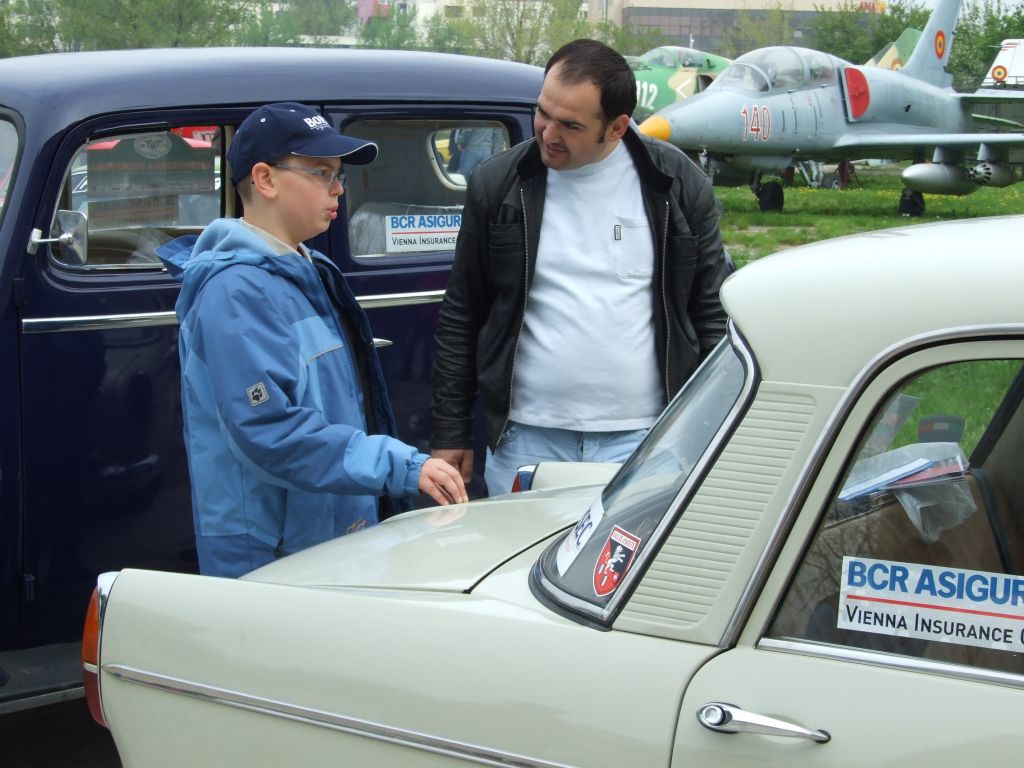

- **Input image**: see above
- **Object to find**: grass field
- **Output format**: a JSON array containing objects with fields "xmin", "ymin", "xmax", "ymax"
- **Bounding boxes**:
[{"xmin": 716, "ymin": 163, "xmax": 1024, "ymax": 267}]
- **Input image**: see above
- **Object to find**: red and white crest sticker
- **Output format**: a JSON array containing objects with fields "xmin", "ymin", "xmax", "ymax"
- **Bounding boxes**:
[{"xmin": 593, "ymin": 526, "xmax": 641, "ymax": 597}]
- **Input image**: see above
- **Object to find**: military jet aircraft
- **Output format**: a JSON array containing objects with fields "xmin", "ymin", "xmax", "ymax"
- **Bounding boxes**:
[
  {"xmin": 627, "ymin": 45, "xmax": 731, "ymax": 122},
  {"xmin": 638, "ymin": 0, "xmax": 1024, "ymax": 213}
]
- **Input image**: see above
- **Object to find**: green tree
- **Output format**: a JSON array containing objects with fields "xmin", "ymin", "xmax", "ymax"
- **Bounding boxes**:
[
  {"xmin": 423, "ymin": 14, "xmax": 478, "ymax": 55},
  {"xmin": 232, "ymin": 0, "xmax": 305, "ymax": 46},
  {"xmin": 948, "ymin": 0, "xmax": 1024, "ymax": 89},
  {"xmin": 286, "ymin": 0, "xmax": 357, "ymax": 42},
  {"xmin": 468, "ymin": 0, "xmax": 550, "ymax": 64},
  {"xmin": 359, "ymin": 4, "xmax": 422, "ymax": 50},
  {"xmin": 591, "ymin": 19, "xmax": 665, "ymax": 57},
  {"xmin": 806, "ymin": 2, "xmax": 874, "ymax": 63},
  {"xmin": 51, "ymin": 0, "xmax": 243, "ymax": 50},
  {"xmin": 719, "ymin": 1, "xmax": 799, "ymax": 59},
  {"xmin": 541, "ymin": 0, "xmax": 591, "ymax": 61}
]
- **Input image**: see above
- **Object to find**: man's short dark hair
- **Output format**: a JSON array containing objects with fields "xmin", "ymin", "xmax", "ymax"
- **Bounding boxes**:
[{"xmin": 545, "ymin": 39, "xmax": 637, "ymax": 121}]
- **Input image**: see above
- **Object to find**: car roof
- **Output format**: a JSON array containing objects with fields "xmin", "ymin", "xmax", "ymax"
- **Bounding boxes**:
[
  {"xmin": 0, "ymin": 47, "xmax": 542, "ymax": 134},
  {"xmin": 722, "ymin": 214, "xmax": 1024, "ymax": 387}
]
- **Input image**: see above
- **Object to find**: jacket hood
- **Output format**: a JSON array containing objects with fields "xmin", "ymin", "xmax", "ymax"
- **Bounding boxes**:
[{"xmin": 156, "ymin": 218, "xmax": 315, "ymax": 316}]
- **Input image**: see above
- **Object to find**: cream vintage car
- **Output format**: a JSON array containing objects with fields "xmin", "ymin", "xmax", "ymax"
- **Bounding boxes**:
[{"xmin": 83, "ymin": 216, "xmax": 1024, "ymax": 767}]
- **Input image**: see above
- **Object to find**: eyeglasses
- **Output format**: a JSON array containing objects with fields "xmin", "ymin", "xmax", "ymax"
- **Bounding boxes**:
[{"xmin": 269, "ymin": 163, "xmax": 346, "ymax": 189}]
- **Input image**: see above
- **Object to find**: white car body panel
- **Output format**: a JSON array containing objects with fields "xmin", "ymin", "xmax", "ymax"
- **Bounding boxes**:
[{"xmin": 91, "ymin": 215, "xmax": 1024, "ymax": 766}]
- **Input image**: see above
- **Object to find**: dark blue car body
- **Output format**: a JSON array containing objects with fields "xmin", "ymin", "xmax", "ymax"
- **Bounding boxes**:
[{"xmin": 0, "ymin": 47, "xmax": 542, "ymax": 711}]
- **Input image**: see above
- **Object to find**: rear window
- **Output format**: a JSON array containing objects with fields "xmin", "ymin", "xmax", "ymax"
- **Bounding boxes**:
[{"xmin": 342, "ymin": 118, "xmax": 508, "ymax": 261}]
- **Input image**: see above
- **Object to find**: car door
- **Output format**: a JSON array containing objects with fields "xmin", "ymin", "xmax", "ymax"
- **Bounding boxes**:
[
  {"xmin": 14, "ymin": 116, "xmax": 229, "ymax": 648},
  {"xmin": 672, "ymin": 339, "xmax": 1024, "ymax": 766}
]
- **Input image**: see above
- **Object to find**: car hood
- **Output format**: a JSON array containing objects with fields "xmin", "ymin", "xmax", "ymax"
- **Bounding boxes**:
[{"xmin": 242, "ymin": 484, "xmax": 602, "ymax": 592}]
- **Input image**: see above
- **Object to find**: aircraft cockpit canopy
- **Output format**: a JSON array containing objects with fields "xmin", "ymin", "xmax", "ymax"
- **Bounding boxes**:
[
  {"xmin": 712, "ymin": 47, "xmax": 836, "ymax": 94},
  {"xmin": 638, "ymin": 46, "xmax": 701, "ymax": 69}
]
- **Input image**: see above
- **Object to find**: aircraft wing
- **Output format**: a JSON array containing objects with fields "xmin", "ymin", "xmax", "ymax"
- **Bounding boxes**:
[
  {"xmin": 960, "ymin": 89, "xmax": 1024, "ymax": 104},
  {"xmin": 831, "ymin": 132, "xmax": 1024, "ymax": 155}
]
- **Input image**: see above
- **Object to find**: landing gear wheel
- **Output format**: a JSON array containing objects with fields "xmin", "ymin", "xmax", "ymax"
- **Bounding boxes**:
[
  {"xmin": 757, "ymin": 181, "xmax": 784, "ymax": 212},
  {"xmin": 898, "ymin": 188, "xmax": 925, "ymax": 217},
  {"xmin": 821, "ymin": 172, "xmax": 841, "ymax": 190}
]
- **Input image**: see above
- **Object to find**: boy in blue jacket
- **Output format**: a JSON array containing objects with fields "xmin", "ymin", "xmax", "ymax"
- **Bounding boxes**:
[{"xmin": 159, "ymin": 102, "xmax": 467, "ymax": 578}]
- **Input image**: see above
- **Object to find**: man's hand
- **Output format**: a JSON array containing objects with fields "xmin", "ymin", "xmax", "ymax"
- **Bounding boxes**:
[
  {"xmin": 419, "ymin": 457, "xmax": 469, "ymax": 506},
  {"xmin": 431, "ymin": 448, "xmax": 474, "ymax": 484}
]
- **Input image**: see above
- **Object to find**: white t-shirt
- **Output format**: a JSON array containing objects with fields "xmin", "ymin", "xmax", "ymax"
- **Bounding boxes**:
[{"xmin": 508, "ymin": 141, "xmax": 662, "ymax": 432}]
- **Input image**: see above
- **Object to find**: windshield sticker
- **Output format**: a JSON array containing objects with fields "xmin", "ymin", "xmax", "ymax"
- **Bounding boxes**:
[
  {"xmin": 593, "ymin": 526, "xmax": 641, "ymax": 597},
  {"xmin": 839, "ymin": 557, "xmax": 1024, "ymax": 653},
  {"xmin": 556, "ymin": 498, "xmax": 604, "ymax": 576}
]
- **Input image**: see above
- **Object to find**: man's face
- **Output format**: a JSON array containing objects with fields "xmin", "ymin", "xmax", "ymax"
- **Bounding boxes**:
[{"xmin": 533, "ymin": 62, "xmax": 619, "ymax": 171}]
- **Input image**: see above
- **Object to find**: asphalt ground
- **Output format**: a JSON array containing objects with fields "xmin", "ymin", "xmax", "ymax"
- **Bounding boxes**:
[{"xmin": 1, "ymin": 698, "xmax": 120, "ymax": 768}]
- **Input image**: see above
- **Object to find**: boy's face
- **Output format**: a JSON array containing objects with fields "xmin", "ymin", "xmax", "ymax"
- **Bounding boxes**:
[{"xmin": 265, "ymin": 155, "xmax": 345, "ymax": 246}]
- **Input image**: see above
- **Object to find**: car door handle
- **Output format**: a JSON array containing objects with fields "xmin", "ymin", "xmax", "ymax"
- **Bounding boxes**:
[
  {"xmin": 697, "ymin": 702, "xmax": 830, "ymax": 743},
  {"xmin": 373, "ymin": 338, "xmax": 393, "ymax": 349}
]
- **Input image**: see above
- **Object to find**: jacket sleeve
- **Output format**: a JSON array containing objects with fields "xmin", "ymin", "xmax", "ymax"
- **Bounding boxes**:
[
  {"xmin": 431, "ymin": 175, "xmax": 491, "ymax": 449},
  {"xmin": 193, "ymin": 268, "xmax": 426, "ymax": 497},
  {"xmin": 678, "ymin": 160, "xmax": 729, "ymax": 357}
]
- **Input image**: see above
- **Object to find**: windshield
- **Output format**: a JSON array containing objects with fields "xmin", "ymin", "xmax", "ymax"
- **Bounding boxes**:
[
  {"xmin": 712, "ymin": 47, "xmax": 834, "ymax": 94},
  {"xmin": 0, "ymin": 119, "xmax": 17, "ymax": 217},
  {"xmin": 534, "ymin": 339, "xmax": 749, "ymax": 619}
]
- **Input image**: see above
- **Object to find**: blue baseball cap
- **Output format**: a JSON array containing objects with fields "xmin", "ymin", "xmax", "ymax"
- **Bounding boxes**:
[{"xmin": 227, "ymin": 102, "xmax": 378, "ymax": 185}]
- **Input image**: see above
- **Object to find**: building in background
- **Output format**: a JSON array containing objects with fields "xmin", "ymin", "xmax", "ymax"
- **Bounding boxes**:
[{"xmin": 589, "ymin": 0, "xmax": 853, "ymax": 52}]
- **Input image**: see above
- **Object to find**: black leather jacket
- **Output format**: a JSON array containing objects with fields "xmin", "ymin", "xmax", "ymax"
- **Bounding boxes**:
[{"xmin": 431, "ymin": 129, "xmax": 728, "ymax": 451}]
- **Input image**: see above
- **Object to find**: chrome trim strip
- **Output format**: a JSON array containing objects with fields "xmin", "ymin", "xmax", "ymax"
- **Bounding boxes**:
[
  {"xmin": 103, "ymin": 664, "xmax": 575, "ymax": 768},
  {"xmin": 724, "ymin": 324, "xmax": 1024, "ymax": 647},
  {"xmin": 357, "ymin": 289, "xmax": 446, "ymax": 310},
  {"xmin": 21, "ymin": 290, "xmax": 446, "ymax": 334},
  {"xmin": 758, "ymin": 637, "xmax": 1024, "ymax": 689},
  {"xmin": 23, "ymin": 311, "xmax": 179, "ymax": 333},
  {"xmin": 535, "ymin": 323, "xmax": 759, "ymax": 624}
]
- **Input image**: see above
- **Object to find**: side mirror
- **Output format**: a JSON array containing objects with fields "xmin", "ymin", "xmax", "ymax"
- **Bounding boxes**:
[{"xmin": 28, "ymin": 209, "xmax": 88, "ymax": 265}]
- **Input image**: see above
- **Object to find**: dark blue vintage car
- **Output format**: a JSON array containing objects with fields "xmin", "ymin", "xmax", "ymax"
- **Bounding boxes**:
[{"xmin": 0, "ymin": 47, "xmax": 542, "ymax": 712}]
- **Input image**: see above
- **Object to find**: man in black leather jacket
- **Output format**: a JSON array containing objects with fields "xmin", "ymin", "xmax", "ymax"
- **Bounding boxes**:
[{"xmin": 431, "ymin": 39, "xmax": 728, "ymax": 495}]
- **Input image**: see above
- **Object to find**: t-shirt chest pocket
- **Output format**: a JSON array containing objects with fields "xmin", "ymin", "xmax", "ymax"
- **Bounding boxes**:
[{"xmin": 612, "ymin": 215, "xmax": 654, "ymax": 279}]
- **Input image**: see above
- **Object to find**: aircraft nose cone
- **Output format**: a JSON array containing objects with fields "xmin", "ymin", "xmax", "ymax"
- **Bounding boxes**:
[{"xmin": 638, "ymin": 115, "xmax": 671, "ymax": 142}]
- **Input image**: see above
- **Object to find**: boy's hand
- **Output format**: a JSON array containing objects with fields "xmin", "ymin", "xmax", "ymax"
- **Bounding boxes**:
[{"xmin": 419, "ymin": 457, "xmax": 469, "ymax": 506}]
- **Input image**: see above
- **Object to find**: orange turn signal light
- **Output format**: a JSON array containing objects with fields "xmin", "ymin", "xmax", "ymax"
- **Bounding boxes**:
[{"xmin": 82, "ymin": 583, "xmax": 108, "ymax": 728}]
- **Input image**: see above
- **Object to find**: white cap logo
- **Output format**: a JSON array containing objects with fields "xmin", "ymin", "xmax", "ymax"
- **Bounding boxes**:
[{"xmin": 304, "ymin": 115, "xmax": 330, "ymax": 131}]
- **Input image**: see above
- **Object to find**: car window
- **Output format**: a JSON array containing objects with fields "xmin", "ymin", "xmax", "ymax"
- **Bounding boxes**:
[
  {"xmin": 51, "ymin": 126, "xmax": 222, "ymax": 270},
  {"xmin": 534, "ymin": 339, "xmax": 749, "ymax": 618},
  {"xmin": 0, "ymin": 119, "xmax": 17, "ymax": 219},
  {"xmin": 769, "ymin": 358, "xmax": 1024, "ymax": 676},
  {"xmin": 342, "ymin": 118, "xmax": 508, "ymax": 261}
]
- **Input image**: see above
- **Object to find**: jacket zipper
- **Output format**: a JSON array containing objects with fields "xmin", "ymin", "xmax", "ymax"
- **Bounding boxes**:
[
  {"xmin": 660, "ymin": 200, "xmax": 671, "ymax": 403},
  {"xmin": 498, "ymin": 187, "xmax": 531, "ymax": 445}
]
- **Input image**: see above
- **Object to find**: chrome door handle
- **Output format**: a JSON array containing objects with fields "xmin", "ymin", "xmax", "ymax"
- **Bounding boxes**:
[
  {"xmin": 373, "ymin": 338, "xmax": 393, "ymax": 349},
  {"xmin": 697, "ymin": 702, "xmax": 830, "ymax": 743}
]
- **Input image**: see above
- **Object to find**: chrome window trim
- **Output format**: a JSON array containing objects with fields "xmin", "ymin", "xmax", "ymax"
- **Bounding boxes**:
[
  {"xmin": 21, "ymin": 290, "xmax": 446, "ymax": 333},
  {"xmin": 726, "ymin": 324, "xmax": 1024, "ymax": 648},
  {"xmin": 103, "ymin": 664, "xmax": 574, "ymax": 768},
  {"xmin": 534, "ymin": 322, "xmax": 759, "ymax": 624},
  {"xmin": 759, "ymin": 637, "xmax": 1024, "ymax": 689}
]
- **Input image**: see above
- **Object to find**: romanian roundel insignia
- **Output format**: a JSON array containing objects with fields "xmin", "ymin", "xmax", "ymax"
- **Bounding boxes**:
[
  {"xmin": 593, "ymin": 526, "xmax": 641, "ymax": 597},
  {"xmin": 992, "ymin": 65, "xmax": 1008, "ymax": 82},
  {"xmin": 934, "ymin": 31, "xmax": 946, "ymax": 60}
]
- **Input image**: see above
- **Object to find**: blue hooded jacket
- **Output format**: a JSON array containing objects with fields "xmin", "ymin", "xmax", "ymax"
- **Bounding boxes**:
[{"xmin": 158, "ymin": 218, "xmax": 426, "ymax": 577}]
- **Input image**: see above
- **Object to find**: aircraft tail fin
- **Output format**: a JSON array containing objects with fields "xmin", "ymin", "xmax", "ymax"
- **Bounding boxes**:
[
  {"xmin": 981, "ymin": 40, "xmax": 1024, "ymax": 87},
  {"xmin": 899, "ymin": 0, "xmax": 962, "ymax": 87}
]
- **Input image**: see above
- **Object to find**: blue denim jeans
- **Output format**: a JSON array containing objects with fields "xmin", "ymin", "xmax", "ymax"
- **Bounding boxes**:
[{"xmin": 484, "ymin": 421, "xmax": 649, "ymax": 496}]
